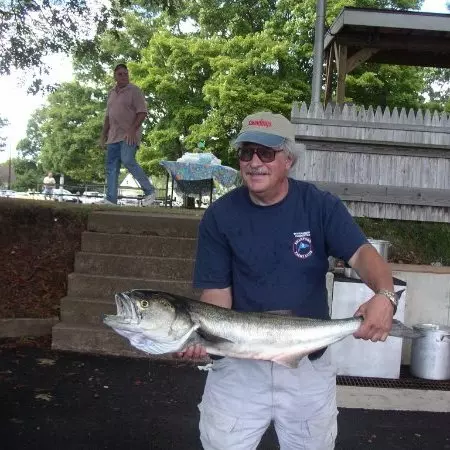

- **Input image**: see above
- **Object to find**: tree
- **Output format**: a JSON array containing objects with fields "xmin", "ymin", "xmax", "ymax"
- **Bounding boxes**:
[
  {"xmin": 0, "ymin": 0, "xmax": 174, "ymax": 91},
  {"xmin": 1, "ymin": 0, "xmax": 92, "ymax": 92},
  {"xmin": 0, "ymin": 117, "xmax": 8, "ymax": 152},
  {"xmin": 11, "ymin": 157, "xmax": 42, "ymax": 191},
  {"xmin": 13, "ymin": 110, "xmax": 46, "ymax": 190},
  {"xmin": 422, "ymin": 68, "xmax": 450, "ymax": 112},
  {"xmin": 185, "ymin": 32, "xmax": 310, "ymax": 163},
  {"xmin": 73, "ymin": 10, "xmax": 157, "ymax": 86},
  {"xmin": 16, "ymin": 0, "xmax": 448, "ymax": 181},
  {"xmin": 16, "ymin": 110, "xmax": 46, "ymax": 159},
  {"xmin": 37, "ymin": 82, "xmax": 107, "ymax": 182},
  {"xmin": 346, "ymin": 65, "xmax": 427, "ymax": 109}
]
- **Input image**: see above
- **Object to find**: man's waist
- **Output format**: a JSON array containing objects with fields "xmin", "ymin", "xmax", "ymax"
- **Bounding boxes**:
[{"xmin": 209, "ymin": 348, "xmax": 327, "ymax": 362}]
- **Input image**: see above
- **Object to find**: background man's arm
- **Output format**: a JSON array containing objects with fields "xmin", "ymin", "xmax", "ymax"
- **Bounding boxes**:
[
  {"xmin": 177, "ymin": 287, "xmax": 232, "ymax": 359},
  {"xmin": 100, "ymin": 115, "xmax": 110, "ymax": 148},
  {"xmin": 349, "ymin": 243, "xmax": 395, "ymax": 342},
  {"xmin": 124, "ymin": 112, "xmax": 147, "ymax": 145}
]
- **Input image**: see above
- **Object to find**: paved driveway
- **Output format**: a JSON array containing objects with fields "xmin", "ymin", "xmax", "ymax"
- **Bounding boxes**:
[{"xmin": 1, "ymin": 344, "xmax": 449, "ymax": 449}]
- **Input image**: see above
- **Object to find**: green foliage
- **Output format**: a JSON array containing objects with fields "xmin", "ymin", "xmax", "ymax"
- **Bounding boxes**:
[
  {"xmin": 346, "ymin": 65, "xmax": 427, "ymax": 109},
  {"xmin": 16, "ymin": 110, "xmax": 47, "ymax": 160},
  {"xmin": 73, "ymin": 11, "xmax": 158, "ymax": 86},
  {"xmin": 37, "ymin": 82, "xmax": 107, "ymax": 183},
  {"xmin": 0, "ymin": 0, "xmax": 176, "ymax": 91},
  {"xmin": 132, "ymin": 28, "xmax": 310, "ymax": 166},
  {"xmin": 356, "ymin": 217, "xmax": 450, "ymax": 266},
  {"xmin": 11, "ymin": 158, "xmax": 42, "ymax": 191},
  {"xmin": 0, "ymin": 0, "xmax": 90, "ymax": 90}
]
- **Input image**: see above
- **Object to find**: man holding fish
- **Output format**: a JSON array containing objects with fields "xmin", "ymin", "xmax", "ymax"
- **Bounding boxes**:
[{"xmin": 182, "ymin": 111, "xmax": 398, "ymax": 449}]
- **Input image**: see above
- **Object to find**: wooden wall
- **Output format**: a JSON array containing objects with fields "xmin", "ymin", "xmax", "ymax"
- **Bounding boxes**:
[{"xmin": 290, "ymin": 102, "xmax": 450, "ymax": 223}]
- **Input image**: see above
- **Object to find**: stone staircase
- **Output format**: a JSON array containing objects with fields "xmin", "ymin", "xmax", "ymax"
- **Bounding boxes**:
[{"xmin": 51, "ymin": 209, "xmax": 202, "ymax": 357}]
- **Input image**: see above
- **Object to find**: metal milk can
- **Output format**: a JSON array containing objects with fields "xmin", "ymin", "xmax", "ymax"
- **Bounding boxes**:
[{"xmin": 410, "ymin": 324, "xmax": 450, "ymax": 380}]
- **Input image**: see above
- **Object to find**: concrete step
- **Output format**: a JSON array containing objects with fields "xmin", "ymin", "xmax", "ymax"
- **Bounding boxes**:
[
  {"xmin": 67, "ymin": 273, "xmax": 200, "ymax": 299},
  {"xmin": 81, "ymin": 232, "xmax": 197, "ymax": 258},
  {"xmin": 74, "ymin": 252, "xmax": 195, "ymax": 280},
  {"xmin": 52, "ymin": 322, "xmax": 151, "ymax": 358},
  {"xmin": 60, "ymin": 297, "xmax": 115, "ymax": 325},
  {"xmin": 52, "ymin": 323, "xmax": 205, "ymax": 363},
  {"xmin": 61, "ymin": 288, "xmax": 202, "ymax": 325},
  {"xmin": 87, "ymin": 211, "xmax": 201, "ymax": 237}
]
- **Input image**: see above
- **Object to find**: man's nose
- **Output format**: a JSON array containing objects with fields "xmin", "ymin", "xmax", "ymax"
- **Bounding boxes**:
[{"xmin": 249, "ymin": 152, "xmax": 263, "ymax": 166}]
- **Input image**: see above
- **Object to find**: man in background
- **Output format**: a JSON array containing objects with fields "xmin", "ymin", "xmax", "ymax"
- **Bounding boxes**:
[
  {"xmin": 99, "ymin": 63, "xmax": 156, "ymax": 206},
  {"xmin": 42, "ymin": 171, "xmax": 56, "ymax": 200}
]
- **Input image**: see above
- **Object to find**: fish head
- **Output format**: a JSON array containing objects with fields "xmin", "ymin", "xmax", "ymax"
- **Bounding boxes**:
[{"xmin": 104, "ymin": 290, "xmax": 190, "ymax": 340}]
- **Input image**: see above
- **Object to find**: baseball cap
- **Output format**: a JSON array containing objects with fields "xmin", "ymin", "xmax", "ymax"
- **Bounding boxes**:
[{"xmin": 233, "ymin": 111, "xmax": 295, "ymax": 148}]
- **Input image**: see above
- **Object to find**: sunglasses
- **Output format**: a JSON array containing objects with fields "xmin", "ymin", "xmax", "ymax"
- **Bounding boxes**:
[{"xmin": 238, "ymin": 146, "xmax": 281, "ymax": 163}]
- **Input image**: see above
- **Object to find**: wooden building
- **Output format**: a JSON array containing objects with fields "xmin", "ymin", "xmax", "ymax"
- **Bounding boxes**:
[{"xmin": 291, "ymin": 8, "xmax": 450, "ymax": 223}]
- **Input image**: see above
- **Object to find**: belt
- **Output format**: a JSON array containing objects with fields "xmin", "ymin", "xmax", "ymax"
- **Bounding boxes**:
[{"xmin": 209, "ymin": 347, "xmax": 327, "ymax": 362}]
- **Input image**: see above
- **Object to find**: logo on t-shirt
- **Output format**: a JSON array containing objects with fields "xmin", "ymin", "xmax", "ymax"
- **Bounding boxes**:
[{"xmin": 293, "ymin": 231, "xmax": 313, "ymax": 259}]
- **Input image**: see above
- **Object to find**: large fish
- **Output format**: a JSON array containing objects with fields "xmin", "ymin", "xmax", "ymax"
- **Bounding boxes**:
[{"xmin": 103, "ymin": 289, "xmax": 419, "ymax": 368}]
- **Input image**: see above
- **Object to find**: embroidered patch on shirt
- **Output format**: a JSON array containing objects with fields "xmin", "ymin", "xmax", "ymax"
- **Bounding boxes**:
[{"xmin": 293, "ymin": 231, "xmax": 313, "ymax": 259}]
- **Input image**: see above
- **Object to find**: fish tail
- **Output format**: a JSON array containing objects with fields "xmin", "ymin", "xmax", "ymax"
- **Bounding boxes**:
[{"xmin": 389, "ymin": 320, "xmax": 422, "ymax": 339}]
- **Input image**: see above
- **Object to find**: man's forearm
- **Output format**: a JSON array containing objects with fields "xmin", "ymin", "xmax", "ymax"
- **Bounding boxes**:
[
  {"xmin": 130, "ymin": 112, "xmax": 147, "ymax": 131},
  {"xmin": 200, "ymin": 287, "xmax": 232, "ymax": 309},
  {"xmin": 101, "ymin": 116, "xmax": 110, "ymax": 139},
  {"xmin": 349, "ymin": 244, "xmax": 394, "ymax": 293}
]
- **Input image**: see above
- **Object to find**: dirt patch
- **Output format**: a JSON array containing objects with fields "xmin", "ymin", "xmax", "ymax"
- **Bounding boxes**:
[
  {"xmin": 0, "ymin": 199, "xmax": 88, "ymax": 319},
  {"xmin": 0, "ymin": 335, "xmax": 52, "ymax": 350}
]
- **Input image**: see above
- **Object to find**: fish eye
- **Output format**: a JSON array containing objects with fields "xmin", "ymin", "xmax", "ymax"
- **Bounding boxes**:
[{"xmin": 140, "ymin": 300, "xmax": 149, "ymax": 308}]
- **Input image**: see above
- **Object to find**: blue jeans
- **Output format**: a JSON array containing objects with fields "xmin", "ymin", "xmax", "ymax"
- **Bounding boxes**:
[{"xmin": 105, "ymin": 141, "xmax": 155, "ymax": 204}]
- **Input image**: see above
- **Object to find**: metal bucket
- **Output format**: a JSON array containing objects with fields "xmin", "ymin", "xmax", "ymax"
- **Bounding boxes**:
[
  {"xmin": 410, "ymin": 324, "xmax": 450, "ymax": 380},
  {"xmin": 344, "ymin": 238, "xmax": 391, "ymax": 279},
  {"xmin": 368, "ymin": 238, "xmax": 390, "ymax": 261}
]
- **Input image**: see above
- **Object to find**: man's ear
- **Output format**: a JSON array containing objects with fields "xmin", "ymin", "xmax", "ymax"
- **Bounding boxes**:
[{"xmin": 285, "ymin": 154, "xmax": 294, "ymax": 170}]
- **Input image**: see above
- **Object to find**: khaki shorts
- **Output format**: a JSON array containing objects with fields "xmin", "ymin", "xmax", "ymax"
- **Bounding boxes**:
[{"xmin": 199, "ymin": 350, "xmax": 338, "ymax": 450}]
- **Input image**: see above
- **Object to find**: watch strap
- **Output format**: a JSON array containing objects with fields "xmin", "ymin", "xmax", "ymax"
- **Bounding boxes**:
[{"xmin": 377, "ymin": 289, "xmax": 398, "ymax": 315}]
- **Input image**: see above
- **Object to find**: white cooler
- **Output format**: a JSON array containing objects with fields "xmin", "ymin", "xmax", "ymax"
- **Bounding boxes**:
[{"xmin": 329, "ymin": 275, "xmax": 407, "ymax": 379}]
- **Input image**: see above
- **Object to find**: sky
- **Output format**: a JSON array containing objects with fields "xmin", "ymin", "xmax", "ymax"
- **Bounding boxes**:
[{"xmin": 0, "ymin": 0, "xmax": 448, "ymax": 164}]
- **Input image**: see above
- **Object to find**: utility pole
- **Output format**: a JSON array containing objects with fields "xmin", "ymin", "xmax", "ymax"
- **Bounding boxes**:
[
  {"xmin": 311, "ymin": 0, "xmax": 326, "ymax": 106},
  {"xmin": 7, "ymin": 143, "xmax": 12, "ymax": 190}
]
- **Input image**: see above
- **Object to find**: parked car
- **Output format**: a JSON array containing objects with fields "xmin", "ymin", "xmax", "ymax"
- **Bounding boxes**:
[
  {"xmin": 118, "ymin": 197, "xmax": 139, "ymax": 207},
  {"xmin": 52, "ymin": 188, "xmax": 82, "ymax": 203},
  {"xmin": 0, "ymin": 189, "xmax": 16, "ymax": 198},
  {"xmin": 81, "ymin": 191, "xmax": 105, "ymax": 204}
]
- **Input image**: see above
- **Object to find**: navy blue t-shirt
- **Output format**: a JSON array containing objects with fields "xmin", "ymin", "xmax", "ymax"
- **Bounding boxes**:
[{"xmin": 193, "ymin": 178, "xmax": 368, "ymax": 319}]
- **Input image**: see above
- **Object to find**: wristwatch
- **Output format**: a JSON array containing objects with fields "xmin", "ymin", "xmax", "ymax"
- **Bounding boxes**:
[{"xmin": 377, "ymin": 289, "xmax": 398, "ymax": 315}]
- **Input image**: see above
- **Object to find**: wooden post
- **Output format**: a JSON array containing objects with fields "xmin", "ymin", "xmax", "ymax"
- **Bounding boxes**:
[
  {"xmin": 164, "ymin": 173, "xmax": 169, "ymax": 207},
  {"xmin": 209, "ymin": 178, "xmax": 214, "ymax": 205},
  {"xmin": 336, "ymin": 44, "xmax": 347, "ymax": 105},
  {"xmin": 324, "ymin": 47, "xmax": 334, "ymax": 106}
]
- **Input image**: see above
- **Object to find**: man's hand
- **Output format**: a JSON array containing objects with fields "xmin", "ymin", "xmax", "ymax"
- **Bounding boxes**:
[
  {"xmin": 353, "ymin": 294, "xmax": 394, "ymax": 342},
  {"xmin": 176, "ymin": 344, "xmax": 208, "ymax": 360},
  {"xmin": 99, "ymin": 135, "xmax": 107, "ymax": 150},
  {"xmin": 124, "ymin": 129, "xmax": 138, "ymax": 145}
]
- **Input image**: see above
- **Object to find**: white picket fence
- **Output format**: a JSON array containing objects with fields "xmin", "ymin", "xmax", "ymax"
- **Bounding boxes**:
[
  {"xmin": 291, "ymin": 102, "xmax": 450, "ymax": 147},
  {"xmin": 290, "ymin": 102, "xmax": 450, "ymax": 222}
]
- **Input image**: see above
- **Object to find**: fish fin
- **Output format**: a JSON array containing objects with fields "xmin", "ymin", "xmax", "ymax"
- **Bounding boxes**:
[
  {"xmin": 272, "ymin": 354, "xmax": 306, "ymax": 369},
  {"xmin": 197, "ymin": 329, "xmax": 234, "ymax": 345},
  {"xmin": 389, "ymin": 320, "xmax": 423, "ymax": 339},
  {"xmin": 119, "ymin": 324, "xmax": 200, "ymax": 354}
]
